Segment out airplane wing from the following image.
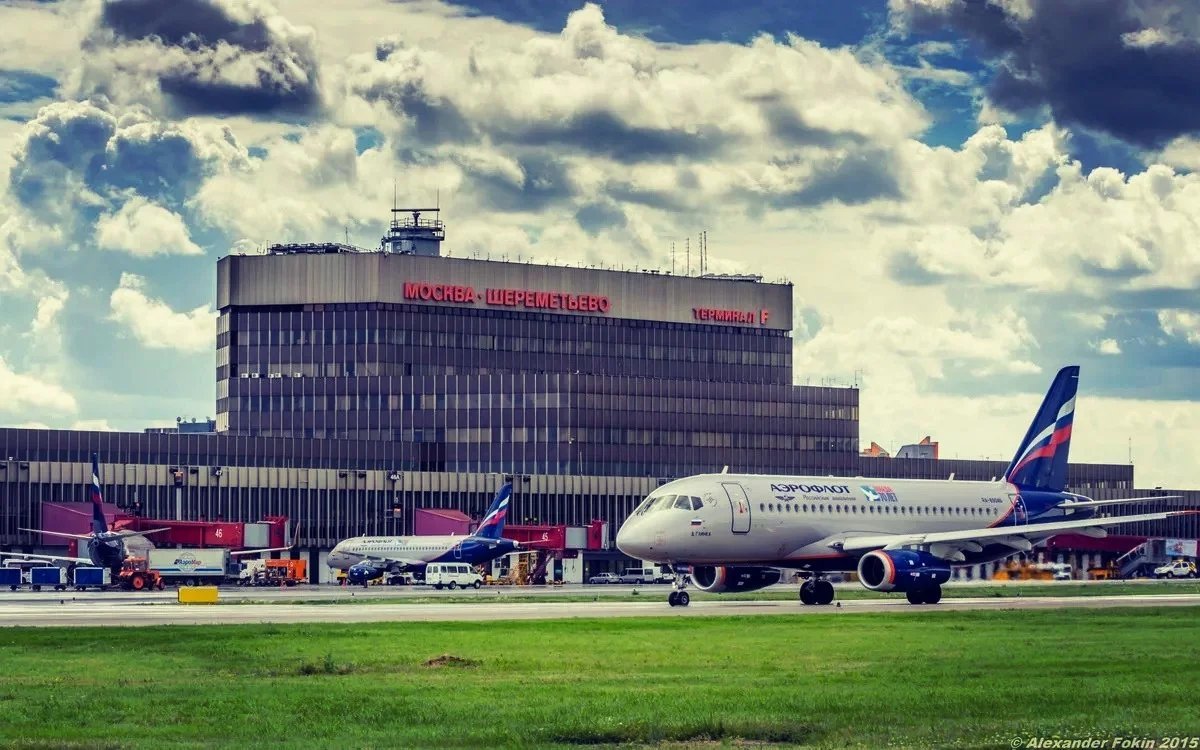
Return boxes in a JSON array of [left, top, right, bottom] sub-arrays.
[[18, 528, 93, 541], [110, 527, 171, 538], [1057, 495, 1180, 509], [836, 510, 1199, 555], [355, 555, 427, 570], [230, 546, 295, 557], [0, 550, 92, 565]]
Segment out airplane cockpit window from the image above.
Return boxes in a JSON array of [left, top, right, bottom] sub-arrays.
[[633, 497, 655, 516], [673, 496, 692, 510], [645, 495, 675, 513], [690, 496, 703, 510]]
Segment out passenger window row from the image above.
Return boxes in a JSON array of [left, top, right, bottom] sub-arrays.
[[757, 502, 999, 518]]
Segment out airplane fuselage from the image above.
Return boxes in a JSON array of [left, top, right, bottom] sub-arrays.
[[328, 535, 516, 572], [616, 473, 1090, 571]]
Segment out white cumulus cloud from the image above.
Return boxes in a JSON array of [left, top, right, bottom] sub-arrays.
[[0, 356, 77, 415], [96, 197, 203, 256], [108, 273, 215, 353]]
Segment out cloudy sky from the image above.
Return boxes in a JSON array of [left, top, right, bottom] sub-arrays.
[[0, 0, 1198, 488]]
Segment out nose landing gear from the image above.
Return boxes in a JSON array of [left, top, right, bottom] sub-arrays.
[[667, 567, 691, 607], [799, 577, 835, 605]]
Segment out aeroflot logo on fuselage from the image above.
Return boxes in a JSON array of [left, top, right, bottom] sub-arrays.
[[770, 483, 852, 494]]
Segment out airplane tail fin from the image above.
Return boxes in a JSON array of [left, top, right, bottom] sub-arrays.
[[90, 452, 108, 534], [474, 482, 513, 540], [1004, 366, 1079, 493]]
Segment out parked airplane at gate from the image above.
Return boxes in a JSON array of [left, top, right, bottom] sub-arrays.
[[1, 453, 170, 574], [328, 482, 517, 585], [1, 453, 295, 574], [616, 366, 1193, 607]]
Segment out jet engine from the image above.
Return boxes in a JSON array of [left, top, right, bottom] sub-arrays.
[[856, 549, 951, 592], [347, 562, 384, 585], [690, 566, 782, 593]]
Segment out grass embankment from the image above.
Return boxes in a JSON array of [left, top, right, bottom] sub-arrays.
[[2, 609, 1198, 749], [248, 579, 1200, 606]]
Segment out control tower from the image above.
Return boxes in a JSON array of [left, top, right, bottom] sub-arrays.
[[381, 207, 445, 256]]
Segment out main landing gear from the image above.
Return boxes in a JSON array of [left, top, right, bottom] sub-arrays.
[[799, 577, 835, 606], [667, 569, 690, 607], [905, 584, 942, 605]]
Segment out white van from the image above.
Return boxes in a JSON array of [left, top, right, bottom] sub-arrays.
[[425, 563, 483, 590]]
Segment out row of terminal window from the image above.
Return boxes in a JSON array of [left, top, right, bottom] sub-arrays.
[[759, 502, 999, 517]]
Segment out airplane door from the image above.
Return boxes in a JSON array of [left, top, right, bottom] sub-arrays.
[[722, 483, 752, 534], [1009, 494, 1028, 525]]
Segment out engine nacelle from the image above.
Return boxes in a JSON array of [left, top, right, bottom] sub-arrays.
[[347, 562, 384, 584], [690, 566, 782, 593], [857, 549, 951, 592]]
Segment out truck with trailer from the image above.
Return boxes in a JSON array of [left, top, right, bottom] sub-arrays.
[[148, 548, 238, 586], [239, 558, 307, 587]]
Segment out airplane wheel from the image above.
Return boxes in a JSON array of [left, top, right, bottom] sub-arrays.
[[668, 591, 679, 606], [799, 581, 816, 605], [815, 580, 835, 605], [925, 584, 942, 604], [906, 589, 924, 605]]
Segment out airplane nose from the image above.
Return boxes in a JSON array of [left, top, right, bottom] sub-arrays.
[[615, 520, 654, 559]]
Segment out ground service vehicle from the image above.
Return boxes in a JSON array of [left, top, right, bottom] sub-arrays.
[[588, 572, 620, 584], [240, 558, 307, 586], [1154, 560, 1198, 579], [117, 557, 165, 591], [619, 567, 659, 584], [1, 566, 20, 591], [148, 548, 236, 586], [425, 563, 483, 589]]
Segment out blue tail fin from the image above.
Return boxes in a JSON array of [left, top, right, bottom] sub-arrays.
[[474, 483, 512, 540], [1004, 366, 1079, 492], [90, 452, 108, 534]]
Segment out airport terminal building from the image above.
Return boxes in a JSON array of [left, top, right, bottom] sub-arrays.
[[1, 215, 1196, 579]]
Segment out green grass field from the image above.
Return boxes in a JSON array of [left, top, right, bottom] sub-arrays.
[[2, 608, 1198, 749]]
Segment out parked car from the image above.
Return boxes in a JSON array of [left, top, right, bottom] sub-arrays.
[[588, 572, 620, 585], [1154, 560, 1197, 579]]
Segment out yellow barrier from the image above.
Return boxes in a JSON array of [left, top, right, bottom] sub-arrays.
[[177, 586, 220, 604]]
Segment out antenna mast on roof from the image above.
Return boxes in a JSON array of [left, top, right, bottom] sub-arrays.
[[685, 237, 690, 276], [670, 241, 675, 274]]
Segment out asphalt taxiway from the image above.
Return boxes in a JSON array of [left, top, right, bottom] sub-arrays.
[[3, 592, 1199, 627]]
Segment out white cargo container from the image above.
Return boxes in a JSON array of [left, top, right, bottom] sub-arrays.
[[148, 548, 235, 586]]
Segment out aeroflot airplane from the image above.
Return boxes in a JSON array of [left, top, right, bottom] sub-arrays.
[[328, 482, 517, 585], [616, 366, 1193, 607]]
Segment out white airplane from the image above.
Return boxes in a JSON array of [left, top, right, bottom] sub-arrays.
[[327, 482, 518, 585], [616, 365, 1193, 606]]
